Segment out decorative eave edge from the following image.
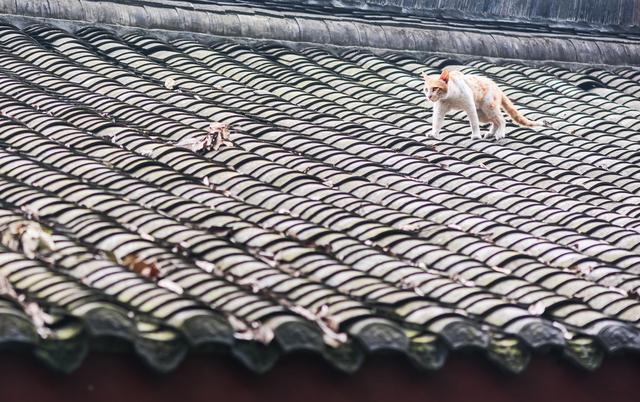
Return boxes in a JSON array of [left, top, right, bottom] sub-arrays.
[[1, 0, 640, 69]]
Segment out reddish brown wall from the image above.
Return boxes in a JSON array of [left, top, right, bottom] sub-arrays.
[[0, 352, 638, 402]]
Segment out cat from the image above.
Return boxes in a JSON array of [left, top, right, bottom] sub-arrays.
[[422, 69, 539, 140]]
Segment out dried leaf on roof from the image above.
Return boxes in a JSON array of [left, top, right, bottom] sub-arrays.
[[477, 231, 494, 242], [158, 278, 183, 294], [0, 274, 14, 296], [399, 278, 425, 296], [228, 315, 274, 344], [569, 262, 595, 278], [175, 122, 233, 153], [195, 260, 224, 277], [164, 77, 177, 90], [24, 301, 55, 338], [401, 223, 427, 232], [0, 220, 56, 259], [552, 321, 574, 340], [290, 304, 347, 348], [240, 277, 265, 294], [121, 253, 161, 279], [451, 273, 475, 287], [138, 144, 155, 157], [491, 265, 512, 275], [0, 273, 53, 338], [253, 248, 278, 268], [528, 301, 546, 316]]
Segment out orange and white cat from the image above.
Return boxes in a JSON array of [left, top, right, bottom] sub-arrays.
[[422, 69, 539, 140]]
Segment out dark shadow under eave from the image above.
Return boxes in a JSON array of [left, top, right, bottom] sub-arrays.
[[1, 350, 639, 402]]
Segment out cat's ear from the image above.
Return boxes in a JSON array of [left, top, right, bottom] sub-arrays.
[[421, 71, 429, 80], [439, 68, 450, 83]]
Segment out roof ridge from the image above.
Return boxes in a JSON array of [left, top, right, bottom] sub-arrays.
[[1, 0, 640, 66]]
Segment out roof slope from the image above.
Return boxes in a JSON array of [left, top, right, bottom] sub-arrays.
[[0, 18, 639, 374]]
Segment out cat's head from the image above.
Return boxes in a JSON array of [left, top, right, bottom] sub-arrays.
[[422, 69, 449, 102]]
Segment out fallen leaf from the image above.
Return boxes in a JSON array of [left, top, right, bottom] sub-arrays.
[[399, 278, 425, 296], [195, 260, 221, 275], [0, 273, 17, 298], [139, 145, 155, 157], [158, 278, 183, 294], [24, 302, 54, 338], [454, 308, 468, 317], [1, 221, 56, 259], [255, 249, 277, 268], [228, 315, 274, 344], [491, 265, 512, 275], [121, 254, 161, 279], [175, 122, 233, 153], [552, 321, 573, 340], [570, 262, 594, 277], [139, 231, 155, 242], [323, 331, 348, 348], [528, 300, 546, 316], [316, 304, 339, 332], [164, 77, 177, 90], [0, 273, 53, 338], [401, 223, 425, 232], [242, 278, 265, 294], [290, 304, 347, 348], [477, 231, 494, 242]]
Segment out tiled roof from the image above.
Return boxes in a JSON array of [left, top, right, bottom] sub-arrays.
[[0, 18, 640, 375]]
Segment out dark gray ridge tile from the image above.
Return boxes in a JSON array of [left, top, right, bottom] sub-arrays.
[[0, 19, 640, 371]]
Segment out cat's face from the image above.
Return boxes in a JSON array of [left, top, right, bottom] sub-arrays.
[[424, 81, 448, 102], [422, 72, 448, 102]]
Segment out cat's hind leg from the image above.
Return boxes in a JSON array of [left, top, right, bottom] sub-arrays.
[[477, 109, 493, 139], [484, 118, 499, 138], [493, 115, 507, 140]]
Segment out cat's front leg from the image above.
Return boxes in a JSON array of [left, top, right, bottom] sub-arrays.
[[429, 102, 445, 139], [464, 102, 482, 139]]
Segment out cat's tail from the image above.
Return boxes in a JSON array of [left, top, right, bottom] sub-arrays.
[[501, 94, 539, 127]]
